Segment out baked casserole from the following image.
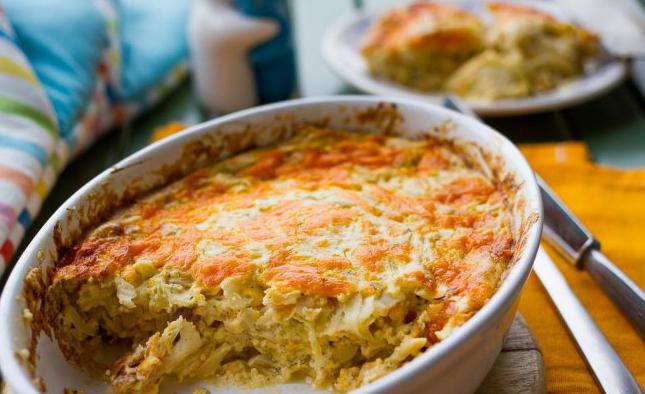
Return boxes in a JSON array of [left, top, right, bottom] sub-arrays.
[[362, 1, 599, 100], [361, 2, 485, 91], [40, 126, 517, 393], [448, 2, 599, 100]]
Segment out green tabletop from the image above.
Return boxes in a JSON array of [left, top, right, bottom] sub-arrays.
[[3, 0, 645, 278]]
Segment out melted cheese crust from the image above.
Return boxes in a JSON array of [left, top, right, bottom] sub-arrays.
[[361, 2, 484, 91], [362, 3, 484, 54], [56, 128, 512, 301], [48, 127, 515, 393]]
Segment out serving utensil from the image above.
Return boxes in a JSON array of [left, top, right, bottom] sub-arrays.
[[533, 248, 642, 393], [443, 95, 643, 393], [538, 177, 645, 337]]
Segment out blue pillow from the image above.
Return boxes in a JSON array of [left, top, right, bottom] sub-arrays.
[[117, 0, 189, 103], [3, 0, 108, 138]]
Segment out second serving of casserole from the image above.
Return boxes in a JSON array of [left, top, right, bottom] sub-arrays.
[[361, 1, 600, 101]]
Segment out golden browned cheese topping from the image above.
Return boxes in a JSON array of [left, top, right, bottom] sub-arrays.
[[486, 2, 598, 45], [362, 2, 484, 54], [54, 127, 514, 312], [488, 2, 558, 21]]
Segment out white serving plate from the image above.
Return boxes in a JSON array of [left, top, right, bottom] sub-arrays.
[[322, 1, 628, 117], [0, 96, 542, 394]]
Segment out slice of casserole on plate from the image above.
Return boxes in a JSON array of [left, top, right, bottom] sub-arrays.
[[448, 2, 599, 100], [361, 2, 485, 91]]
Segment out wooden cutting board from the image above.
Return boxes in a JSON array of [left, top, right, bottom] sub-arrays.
[[1, 314, 544, 394], [477, 314, 545, 394]]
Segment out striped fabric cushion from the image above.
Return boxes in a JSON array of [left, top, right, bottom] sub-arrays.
[[3, 0, 109, 138], [0, 1, 189, 275], [0, 6, 58, 267]]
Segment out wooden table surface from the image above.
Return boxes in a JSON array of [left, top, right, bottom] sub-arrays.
[[3, 0, 645, 277]]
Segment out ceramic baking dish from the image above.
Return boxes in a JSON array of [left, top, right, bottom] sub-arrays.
[[0, 96, 542, 394]]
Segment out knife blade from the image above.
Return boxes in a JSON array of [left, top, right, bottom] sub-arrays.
[[442, 95, 645, 337], [533, 247, 642, 393], [539, 177, 645, 337]]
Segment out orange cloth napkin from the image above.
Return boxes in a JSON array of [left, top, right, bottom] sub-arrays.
[[518, 142, 645, 392], [150, 121, 187, 143]]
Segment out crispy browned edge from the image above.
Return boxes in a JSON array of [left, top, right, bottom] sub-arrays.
[[18, 102, 537, 392]]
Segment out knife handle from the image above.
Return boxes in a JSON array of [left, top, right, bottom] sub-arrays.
[[538, 176, 598, 267], [584, 250, 645, 338]]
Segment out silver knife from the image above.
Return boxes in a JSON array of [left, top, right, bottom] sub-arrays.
[[534, 247, 642, 393], [538, 177, 645, 337], [442, 95, 645, 337]]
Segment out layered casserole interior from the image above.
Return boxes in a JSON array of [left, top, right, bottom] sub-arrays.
[[40, 127, 517, 393], [361, 2, 484, 91], [362, 2, 599, 100]]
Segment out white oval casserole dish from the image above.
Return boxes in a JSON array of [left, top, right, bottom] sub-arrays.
[[0, 96, 542, 394]]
